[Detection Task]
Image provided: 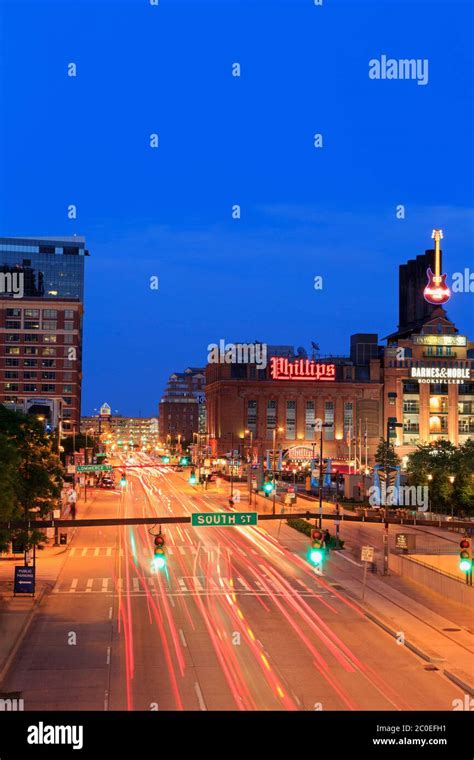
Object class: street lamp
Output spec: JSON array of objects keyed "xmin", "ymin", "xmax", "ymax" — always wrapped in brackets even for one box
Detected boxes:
[
  {"xmin": 383, "ymin": 415, "xmax": 403, "ymax": 575},
  {"xmin": 244, "ymin": 428, "xmax": 253, "ymax": 505},
  {"xmin": 316, "ymin": 422, "xmax": 333, "ymax": 529},
  {"xmin": 449, "ymin": 475, "xmax": 455, "ymax": 518},
  {"xmin": 272, "ymin": 426, "xmax": 284, "ymax": 515}
]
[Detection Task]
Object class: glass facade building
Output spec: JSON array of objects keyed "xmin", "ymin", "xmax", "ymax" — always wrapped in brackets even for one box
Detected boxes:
[{"xmin": 0, "ymin": 236, "xmax": 87, "ymax": 301}]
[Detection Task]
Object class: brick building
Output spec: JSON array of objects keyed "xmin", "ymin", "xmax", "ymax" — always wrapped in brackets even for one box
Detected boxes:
[{"xmin": 159, "ymin": 367, "xmax": 206, "ymax": 445}]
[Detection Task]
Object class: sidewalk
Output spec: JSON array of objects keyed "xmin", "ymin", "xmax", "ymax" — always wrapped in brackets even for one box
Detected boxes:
[{"xmin": 0, "ymin": 489, "xmax": 97, "ymax": 687}]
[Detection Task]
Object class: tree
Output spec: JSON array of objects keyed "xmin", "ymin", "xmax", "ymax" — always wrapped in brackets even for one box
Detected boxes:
[
  {"xmin": 374, "ymin": 438, "xmax": 401, "ymax": 469},
  {"xmin": 406, "ymin": 439, "xmax": 471, "ymax": 516},
  {"xmin": 0, "ymin": 406, "xmax": 64, "ymax": 552}
]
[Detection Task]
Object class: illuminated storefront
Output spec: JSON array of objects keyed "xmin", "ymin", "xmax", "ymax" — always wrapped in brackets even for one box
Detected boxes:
[{"xmin": 383, "ymin": 310, "xmax": 474, "ymax": 459}]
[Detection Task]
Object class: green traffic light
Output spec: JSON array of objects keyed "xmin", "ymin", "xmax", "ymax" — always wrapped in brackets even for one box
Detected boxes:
[
  {"xmin": 263, "ymin": 482, "xmax": 274, "ymax": 494},
  {"xmin": 152, "ymin": 555, "xmax": 166, "ymax": 571},
  {"xmin": 189, "ymin": 475, "xmax": 197, "ymax": 485},
  {"xmin": 309, "ymin": 548, "xmax": 323, "ymax": 565},
  {"xmin": 460, "ymin": 558, "xmax": 472, "ymax": 572}
]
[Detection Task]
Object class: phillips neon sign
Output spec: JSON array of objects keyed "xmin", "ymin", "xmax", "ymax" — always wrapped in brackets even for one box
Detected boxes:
[{"xmin": 270, "ymin": 357, "xmax": 336, "ymax": 381}]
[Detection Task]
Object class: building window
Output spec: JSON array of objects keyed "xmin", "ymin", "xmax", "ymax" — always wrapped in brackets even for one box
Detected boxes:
[
  {"xmin": 4, "ymin": 383, "xmax": 19, "ymax": 391},
  {"xmin": 41, "ymin": 372, "xmax": 56, "ymax": 380},
  {"xmin": 246, "ymin": 400, "xmax": 257, "ymax": 433},
  {"xmin": 24, "ymin": 320, "xmax": 40, "ymax": 330},
  {"xmin": 24, "ymin": 359, "xmax": 38, "ymax": 367},
  {"xmin": 41, "ymin": 384, "xmax": 55, "ymax": 392},
  {"xmin": 64, "ymin": 321, "xmax": 74, "ymax": 331},
  {"xmin": 64, "ymin": 309, "xmax": 74, "ymax": 319},
  {"xmin": 5, "ymin": 320, "xmax": 21, "ymax": 329},
  {"xmin": 286, "ymin": 400, "xmax": 296, "ymax": 440},
  {"xmin": 42, "ymin": 348, "xmax": 56, "ymax": 356},
  {"xmin": 25, "ymin": 309, "xmax": 39, "ymax": 317},
  {"xmin": 6, "ymin": 334, "xmax": 20, "ymax": 342},
  {"xmin": 42, "ymin": 359, "xmax": 56, "ymax": 368},
  {"xmin": 5, "ymin": 358, "xmax": 19, "ymax": 367},
  {"xmin": 24, "ymin": 347, "xmax": 38, "ymax": 355},
  {"xmin": 324, "ymin": 401, "xmax": 334, "ymax": 440},
  {"xmin": 266, "ymin": 400, "xmax": 277, "ymax": 438},
  {"xmin": 6, "ymin": 308, "xmax": 21, "ymax": 317},
  {"xmin": 23, "ymin": 372, "xmax": 37, "ymax": 380},
  {"xmin": 343, "ymin": 401, "xmax": 353, "ymax": 438},
  {"xmin": 43, "ymin": 335, "xmax": 57, "ymax": 343},
  {"xmin": 43, "ymin": 321, "xmax": 57, "ymax": 331},
  {"xmin": 63, "ymin": 384, "xmax": 73, "ymax": 393},
  {"xmin": 5, "ymin": 371, "xmax": 19, "ymax": 379},
  {"xmin": 24, "ymin": 334, "xmax": 39, "ymax": 343},
  {"xmin": 5, "ymin": 347, "xmax": 20, "ymax": 355},
  {"xmin": 64, "ymin": 335, "xmax": 73, "ymax": 344},
  {"xmin": 23, "ymin": 384, "xmax": 37, "ymax": 392},
  {"xmin": 43, "ymin": 309, "xmax": 57, "ymax": 318},
  {"xmin": 305, "ymin": 401, "xmax": 315, "ymax": 440}
]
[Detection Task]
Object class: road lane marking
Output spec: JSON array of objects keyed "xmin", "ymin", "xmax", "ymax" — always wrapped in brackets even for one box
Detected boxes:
[
  {"xmin": 94, "ymin": 547, "xmax": 100, "ymax": 557},
  {"xmin": 86, "ymin": 579, "xmax": 93, "ymax": 593},
  {"xmin": 81, "ymin": 548, "xmax": 88, "ymax": 557},
  {"xmin": 193, "ymin": 577, "xmax": 204, "ymax": 591},
  {"xmin": 70, "ymin": 579, "xmax": 78, "ymax": 593},
  {"xmin": 237, "ymin": 576, "xmax": 251, "ymax": 590},
  {"xmin": 194, "ymin": 682, "xmax": 207, "ymax": 711},
  {"xmin": 102, "ymin": 578, "xmax": 110, "ymax": 592},
  {"xmin": 178, "ymin": 578, "xmax": 188, "ymax": 592},
  {"xmin": 106, "ymin": 547, "xmax": 112, "ymax": 557},
  {"xmin": 108, "ymin": 605, "xmax": 113, "ymax": 619},
  {"xmin": 335, "ymin": 553, "xmax": 363, "ymax": 568},
  {"xmin": 179, "ymin": 629, "xmax": 188, "ymax": 647},
  {"xmin": 133, "ymin": 578, "xmax": 140, "ymax": 593},
  {"xmin": 106, "ymin": 646, "xmax": 111, "ymax": 665},
  {"xmin": 70, "ymin": 548, "xmax": 76, "ymax": 557},
  {"xmin": 178, "ymin": 546, "xmax": 186, "ymax": 555},
  {"xmin": 167, "ymin": 546, "xmax": 174, "ymax": 555}
]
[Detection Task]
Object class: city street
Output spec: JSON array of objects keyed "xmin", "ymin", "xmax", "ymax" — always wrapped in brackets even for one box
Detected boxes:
[{"xmin": 2, "ymin": 458, "xmax": 467, "ymax": 712}]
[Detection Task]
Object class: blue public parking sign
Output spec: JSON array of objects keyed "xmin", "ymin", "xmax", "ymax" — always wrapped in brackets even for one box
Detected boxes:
[{"xmin": 14, "ymin": 565, "xmax": 36, "ymax": 596}]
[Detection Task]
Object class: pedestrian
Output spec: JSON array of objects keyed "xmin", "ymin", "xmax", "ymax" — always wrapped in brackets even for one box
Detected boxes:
[
  {"xmin": 323, "ymin": 529, "xmax": 331, "ymax": 550},
  {"xmin": 70, "ymin": 502, "xmax": 77, "ymax": 520}
]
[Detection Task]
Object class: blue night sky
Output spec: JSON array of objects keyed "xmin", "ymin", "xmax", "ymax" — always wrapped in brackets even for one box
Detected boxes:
[{"xmin": 0, "ymin": 0, "xmax": 473, "ymax": 417}]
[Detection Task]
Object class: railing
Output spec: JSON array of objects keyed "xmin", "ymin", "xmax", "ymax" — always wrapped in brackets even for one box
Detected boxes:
[{"xmin": 400, "ymin": 554, "xmax": 468, "ymax": 584}]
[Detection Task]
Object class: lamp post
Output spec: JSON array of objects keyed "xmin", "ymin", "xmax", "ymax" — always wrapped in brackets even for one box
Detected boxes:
[
  {"xmin": 449, "ymin": 474, "xmax": 455, "ymax": 518},
  {"xmin": 245, "ymin": 429, "xmax": 253, "ymax": 505},
  {"xmin": 384, "ymin": 416, "xmax": 403, "ymax": 575},
  {"xmin": 272, "ymin": 426, "xmax": 284, "ymax": 515},
  {"xmin": 318, "ymin": 422, "xmax": 333, "ymax": 529}
]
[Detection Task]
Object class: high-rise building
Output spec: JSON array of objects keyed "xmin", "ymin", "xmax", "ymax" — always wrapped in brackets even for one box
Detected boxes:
[
  {"xmin": 159, "ymin": 367, "xmax": 206, "ymax": 445},
  {"xmin": 0, "ymin": 236, "xmax": 88, "ymax": 434}
]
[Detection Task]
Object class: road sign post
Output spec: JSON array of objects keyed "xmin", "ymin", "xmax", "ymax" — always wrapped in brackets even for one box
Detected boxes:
[
  {"xmin": 14, "ymin": 565, "xmax": 35, "ymax": 596},
  {"xmin": 360, "ymin": 545, "xmax": 374, "ymax": 600},
  {"xmin": 191, "ymin": 512, "xmax": 258, "ymax": 527}
]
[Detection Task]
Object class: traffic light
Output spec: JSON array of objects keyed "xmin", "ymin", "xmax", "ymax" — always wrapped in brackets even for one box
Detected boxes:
[
  {"xmin": 189, "ymin": 470, "xmax": 197, "ymax": 485},
  {"xmin": 263, "ymin": 479, "xmax": 274, "ymax": 496},
  {"xmin": 459, "ymin": 537, "xmax": 472, "ymax": 573},
  {"xmin": 120, "ymin": 472, "xmax": 127, "ymax": 488},
  {"xmin": 161, "ymin": 455, "xmax": 170, "ymax": 464},
  {"xmin": 153, "ymin": 534, "xmax": 167, "ymax": 570},
  {"xmin": 179, "ymin": 456, "xmax": 189, "ymax": 466},
  {"xmin": 309, "ymin": 529, "xmax": 324, "ymax": 566}
]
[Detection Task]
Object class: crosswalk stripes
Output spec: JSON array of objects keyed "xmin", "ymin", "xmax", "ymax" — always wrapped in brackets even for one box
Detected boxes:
[
  {"xmin": 52, "ymin": 574, "xmax": 328, "ymax": 598},
  {"xmin": 64, "ymin": 545, "xmax": 200, "ymax": 558}
]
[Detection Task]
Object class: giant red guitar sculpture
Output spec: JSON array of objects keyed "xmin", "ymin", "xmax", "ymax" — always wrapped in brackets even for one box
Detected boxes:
[{"xmin": 423, "ymin": 228, "xmax": 451, "ymax": 305}]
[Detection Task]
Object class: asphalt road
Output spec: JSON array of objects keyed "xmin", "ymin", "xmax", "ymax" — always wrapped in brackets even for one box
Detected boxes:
[{"xmin": 3, "ymin": 457, "xmax": 465, "ymax": 711}]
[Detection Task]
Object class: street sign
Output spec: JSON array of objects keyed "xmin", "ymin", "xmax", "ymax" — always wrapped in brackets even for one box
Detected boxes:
[
  {"xmin": 361, "ymin": 545, "xmax": 374, "ymax": 563},
  {"xmin": 76, "ymin": 464, "xmax": 112, "ymax": 473},
  {"xmin": 14, "ymin": 565, "xmax": 35, "ymax": 596},
  {"xmin": 191, "ymin": 512, "xmax": 258, "ymax": 527},
  {"xmin": 396, "ymin": 533, "xmax": 416, "ymax": 550}
]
